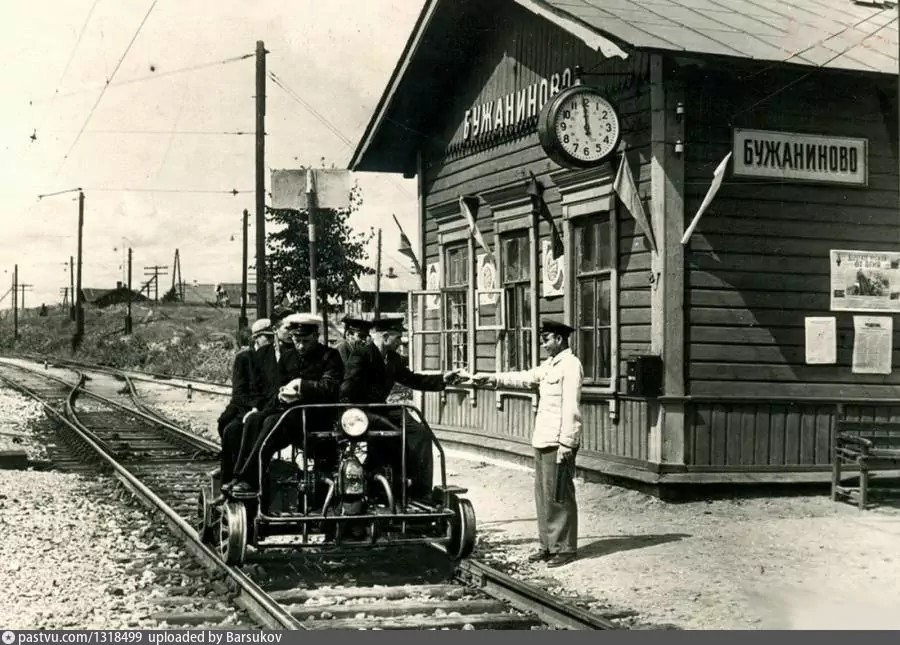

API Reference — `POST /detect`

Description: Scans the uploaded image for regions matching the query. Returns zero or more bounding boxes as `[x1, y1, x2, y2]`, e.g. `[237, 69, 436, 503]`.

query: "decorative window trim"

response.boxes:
[440, 240, 476, 407]
[551, 165, 619, 395]
[480, 184, 539, 411]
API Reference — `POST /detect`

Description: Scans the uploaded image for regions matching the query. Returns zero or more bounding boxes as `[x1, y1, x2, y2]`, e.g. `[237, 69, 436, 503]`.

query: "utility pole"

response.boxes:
[374, 228, 382, 320]
[240, 208, 249, 334]
[143, 265, 168, 303]
[255, 40, 268, 319]
[12, 264, 17, 342]
[69, 256, 75, 321]
[125, 248, 133, 335]
[60, 287, 68, 309]
[307, 168, 319, 316]
[17, 284, 33, 312]
[75, 190, 85, 349]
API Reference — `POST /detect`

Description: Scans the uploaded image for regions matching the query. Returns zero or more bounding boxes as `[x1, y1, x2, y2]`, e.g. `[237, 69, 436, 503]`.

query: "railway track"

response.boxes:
[0, 358, 620, 630]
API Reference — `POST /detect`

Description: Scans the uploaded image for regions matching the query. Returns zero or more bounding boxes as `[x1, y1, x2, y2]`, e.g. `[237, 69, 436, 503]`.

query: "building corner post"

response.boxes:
[649, 54, 686, 466]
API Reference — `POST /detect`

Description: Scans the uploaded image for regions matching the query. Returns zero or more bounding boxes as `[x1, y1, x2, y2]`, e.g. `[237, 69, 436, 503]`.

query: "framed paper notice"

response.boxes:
[830, 250, 900, 313]
[805, 317, 836, 365]
[852, 316, 893, 375]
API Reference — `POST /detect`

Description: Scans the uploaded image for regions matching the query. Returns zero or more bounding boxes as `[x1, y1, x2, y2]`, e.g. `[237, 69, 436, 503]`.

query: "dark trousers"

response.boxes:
[217, 402, 248, 438]
[234, 408, 337, 489]
[220, 416, 246, 484]
[366, 409, 434, 499]
[533, 447, 578, 555]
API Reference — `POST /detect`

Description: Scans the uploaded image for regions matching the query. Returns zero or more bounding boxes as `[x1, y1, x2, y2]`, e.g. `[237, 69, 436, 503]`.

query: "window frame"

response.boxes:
[499, 229, 533, 372]
[556, 170, 619, 395]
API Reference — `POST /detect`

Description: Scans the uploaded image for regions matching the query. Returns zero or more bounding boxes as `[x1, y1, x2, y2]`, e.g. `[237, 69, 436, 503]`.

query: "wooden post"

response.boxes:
[74, 190, 85, 350]
[125, 248, 133, 335]
[374, 228, 382, 320]
[648, 53, 686, 465]
[240, 208, 249, 335]
[255, 40, 268, 319]
[12, 264, 17, 342]
[69, 255, 75, 321]
[307, 168, 319, 316]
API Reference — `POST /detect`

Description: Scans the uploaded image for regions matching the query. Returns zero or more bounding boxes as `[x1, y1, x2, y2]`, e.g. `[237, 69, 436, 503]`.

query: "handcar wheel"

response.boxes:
[196, 489, 215, 544]
[447, 494, 476, 560]
[218, 501, 248, 566]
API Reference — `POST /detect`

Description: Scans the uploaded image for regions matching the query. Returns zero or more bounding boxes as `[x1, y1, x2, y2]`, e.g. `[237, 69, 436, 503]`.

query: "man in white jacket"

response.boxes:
[471, 319, 583, 568]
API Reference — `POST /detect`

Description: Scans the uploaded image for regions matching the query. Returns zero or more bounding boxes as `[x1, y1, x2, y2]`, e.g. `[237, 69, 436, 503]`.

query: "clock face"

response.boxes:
[552, 90, 620, 164]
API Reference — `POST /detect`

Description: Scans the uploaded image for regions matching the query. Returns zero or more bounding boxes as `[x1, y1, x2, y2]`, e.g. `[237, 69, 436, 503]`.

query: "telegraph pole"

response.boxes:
[240, 208, 249, 334]
[69, 256, 75, 321]
[306, 168, 319, 316]
[374, 228, 382, 320]
[125, 248, 133, 335]
[255, 40, 268, 318]
[74, 190, 85, 349]
[17, 284, 33, 312]
[144, 265, 168, 302]
[12, 264, 17, 342]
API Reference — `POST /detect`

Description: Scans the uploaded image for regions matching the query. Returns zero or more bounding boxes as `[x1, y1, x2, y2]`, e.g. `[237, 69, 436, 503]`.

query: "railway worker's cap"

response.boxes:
[250, 318, 274, 338]
[342, 315, 373, 333]
[540, 319, 575, 338]
[271, 305, 294, 325]
[371, 317, 406, 334]
[283, 313, 323, 336]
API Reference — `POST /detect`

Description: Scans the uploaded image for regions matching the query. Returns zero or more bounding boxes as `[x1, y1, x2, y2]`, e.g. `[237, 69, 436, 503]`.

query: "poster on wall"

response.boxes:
[830, 250, 900, 313]
[852, 316, 893, 375]
[425, 262, 441, 311]
[804, 317, 836, 365]
[476, 253, 499, 306]
[542, 240, 565, 298]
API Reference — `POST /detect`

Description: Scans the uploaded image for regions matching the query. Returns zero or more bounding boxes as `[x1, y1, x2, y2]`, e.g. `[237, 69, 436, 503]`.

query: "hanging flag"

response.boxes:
[535, 198, 565, 260]
[681, 152, 732, 246]
[459, 195, 491, 255]
[527, 173, 564, 260]
[391, 213, 422, 275]
[613, 156, 657, 253]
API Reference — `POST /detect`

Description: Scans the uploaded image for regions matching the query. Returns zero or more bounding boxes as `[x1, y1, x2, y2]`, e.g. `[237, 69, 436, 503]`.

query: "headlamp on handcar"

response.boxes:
[340, 408, 369, 437]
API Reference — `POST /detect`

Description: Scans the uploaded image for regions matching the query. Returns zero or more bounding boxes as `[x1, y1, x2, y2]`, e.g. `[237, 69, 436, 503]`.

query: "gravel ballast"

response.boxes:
[0, 385, 248, 630]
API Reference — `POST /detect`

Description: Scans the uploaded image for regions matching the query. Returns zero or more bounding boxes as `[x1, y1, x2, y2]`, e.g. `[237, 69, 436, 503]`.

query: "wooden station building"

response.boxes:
[350, 0, 900, 489]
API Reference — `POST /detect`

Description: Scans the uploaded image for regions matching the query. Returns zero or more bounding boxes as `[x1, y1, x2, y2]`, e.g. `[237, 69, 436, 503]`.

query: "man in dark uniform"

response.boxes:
[228, 313, 344, 493]
[336, 315, 373, 382]
[341, 317, 461, 499]
[218, 318, 278, 485]
[217, 320, 264, 437]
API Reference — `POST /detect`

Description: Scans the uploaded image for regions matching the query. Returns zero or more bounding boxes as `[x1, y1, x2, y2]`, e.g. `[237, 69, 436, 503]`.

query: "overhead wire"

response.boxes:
[55, 0, 161, 176]
[739, 5, 894, 82]
[729, 15, 898, 122]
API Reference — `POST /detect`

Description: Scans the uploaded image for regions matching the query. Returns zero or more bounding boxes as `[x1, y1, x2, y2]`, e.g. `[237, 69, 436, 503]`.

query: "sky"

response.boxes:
[0, 0, 425, 309]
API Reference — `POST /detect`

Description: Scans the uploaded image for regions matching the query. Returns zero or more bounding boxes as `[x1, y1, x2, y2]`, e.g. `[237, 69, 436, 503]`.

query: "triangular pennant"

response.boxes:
[392, 213, 422, 275]
[459, 195, 491, 255]
[681, 152, 732, 246]
[613, 156, 657, 253]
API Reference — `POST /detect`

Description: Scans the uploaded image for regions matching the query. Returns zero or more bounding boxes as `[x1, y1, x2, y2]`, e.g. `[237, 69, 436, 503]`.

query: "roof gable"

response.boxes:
[350, 0, 898, 174]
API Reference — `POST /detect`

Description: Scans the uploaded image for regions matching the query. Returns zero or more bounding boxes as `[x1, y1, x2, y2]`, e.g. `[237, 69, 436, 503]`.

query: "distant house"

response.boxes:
[346, 266, 419, 316]
[180, 283, 219, 306]
[81, 283, 149, 309]
[216, 282, 257, 309]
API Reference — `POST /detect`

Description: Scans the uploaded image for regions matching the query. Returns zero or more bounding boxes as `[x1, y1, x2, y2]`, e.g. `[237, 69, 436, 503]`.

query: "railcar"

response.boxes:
[197, 403, 477, 566]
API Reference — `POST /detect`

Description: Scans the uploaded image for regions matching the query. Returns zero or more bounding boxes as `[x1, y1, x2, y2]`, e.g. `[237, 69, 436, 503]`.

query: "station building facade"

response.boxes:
[350, 0, 900, 488]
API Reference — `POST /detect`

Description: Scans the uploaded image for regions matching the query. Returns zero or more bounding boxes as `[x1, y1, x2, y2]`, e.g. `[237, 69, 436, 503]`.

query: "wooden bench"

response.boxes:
[832, 420, 900, 510]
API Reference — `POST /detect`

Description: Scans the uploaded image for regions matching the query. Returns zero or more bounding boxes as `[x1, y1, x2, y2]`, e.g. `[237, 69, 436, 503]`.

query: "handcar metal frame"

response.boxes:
[198, 402, 477, 566]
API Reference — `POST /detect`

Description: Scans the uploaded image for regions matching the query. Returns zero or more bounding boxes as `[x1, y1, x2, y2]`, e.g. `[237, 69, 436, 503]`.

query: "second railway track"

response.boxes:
[0, 358, 621, 630]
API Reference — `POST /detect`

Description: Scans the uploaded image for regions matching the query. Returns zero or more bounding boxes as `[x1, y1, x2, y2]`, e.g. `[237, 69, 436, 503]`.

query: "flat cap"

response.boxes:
[342, 315, 373, 331]
[282, 313, 323, 328]
[371, 317, 406, 333]
[250, 318, 274, 336]
[540, 319, 575, 337]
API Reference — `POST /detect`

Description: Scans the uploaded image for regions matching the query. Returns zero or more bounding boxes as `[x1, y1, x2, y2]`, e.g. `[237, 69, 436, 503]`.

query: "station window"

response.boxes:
[501, 231, 532, 371]
[573, 214, 612, 383]
[443, 242, 469, 370]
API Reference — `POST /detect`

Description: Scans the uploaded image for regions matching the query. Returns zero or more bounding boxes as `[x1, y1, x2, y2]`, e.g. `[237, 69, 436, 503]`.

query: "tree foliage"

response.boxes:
[265, 182, 375, 310]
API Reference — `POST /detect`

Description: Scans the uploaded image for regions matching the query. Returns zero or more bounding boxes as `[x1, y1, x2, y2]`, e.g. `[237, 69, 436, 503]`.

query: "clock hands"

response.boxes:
[581, 96, 591, 137]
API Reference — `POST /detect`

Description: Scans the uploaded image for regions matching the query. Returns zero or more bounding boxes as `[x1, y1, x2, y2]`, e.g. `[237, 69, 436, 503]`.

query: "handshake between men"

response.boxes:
[454, 370, 497, 387]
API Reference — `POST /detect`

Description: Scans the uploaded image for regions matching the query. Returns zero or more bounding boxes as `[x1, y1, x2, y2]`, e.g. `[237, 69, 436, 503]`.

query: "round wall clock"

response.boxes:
[538, 85, 622, 169]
